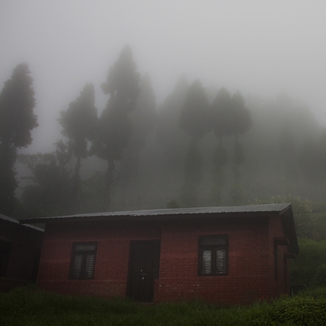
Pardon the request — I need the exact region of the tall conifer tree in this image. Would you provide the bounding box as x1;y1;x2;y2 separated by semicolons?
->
210;88;232;204
0;63;38;215
91;46;140;210
179;80;209;206
59;83;97;210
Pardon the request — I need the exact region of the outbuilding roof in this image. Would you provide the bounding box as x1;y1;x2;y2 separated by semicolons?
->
20;203;291;224
19;204;298;254
0;214;43;232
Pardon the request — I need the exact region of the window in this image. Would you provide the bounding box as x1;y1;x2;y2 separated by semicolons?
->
0;240;12;277
70;242;97;280
198;235;228;276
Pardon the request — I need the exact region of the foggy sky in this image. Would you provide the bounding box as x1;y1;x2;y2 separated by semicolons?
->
1;0;326;152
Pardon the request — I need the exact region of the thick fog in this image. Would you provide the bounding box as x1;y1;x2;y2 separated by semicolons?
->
1;0;326;152
2;0;326;218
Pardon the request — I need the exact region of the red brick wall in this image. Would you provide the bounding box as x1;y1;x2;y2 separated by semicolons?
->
38;220;161;297
38;214;290;304
156;217;271;304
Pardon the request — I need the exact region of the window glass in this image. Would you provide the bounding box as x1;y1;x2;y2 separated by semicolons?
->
73;255;83;278
86;254;95;278
216;249;226;274
202;249;212;274
70;242;97;280
199;235;228;276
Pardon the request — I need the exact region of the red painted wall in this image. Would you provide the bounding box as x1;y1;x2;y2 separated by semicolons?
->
268;215;291;297
37;214;291;305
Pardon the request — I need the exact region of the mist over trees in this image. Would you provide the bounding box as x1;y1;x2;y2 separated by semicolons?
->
117;73;157;209
1;47;326;222
210;88;232;204
19;141;71;217
90;45;141;211
179;80;209;206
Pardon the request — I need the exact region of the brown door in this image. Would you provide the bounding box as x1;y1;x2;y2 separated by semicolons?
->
127;241;160;302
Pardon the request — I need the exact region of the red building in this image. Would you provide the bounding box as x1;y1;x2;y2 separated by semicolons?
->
0;214;43;291
21;204;298;305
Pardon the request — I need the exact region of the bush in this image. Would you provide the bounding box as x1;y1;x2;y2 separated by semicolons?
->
268;296;326;325
1;287;326;325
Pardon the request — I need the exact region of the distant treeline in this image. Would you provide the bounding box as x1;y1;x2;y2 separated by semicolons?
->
1;46;326;220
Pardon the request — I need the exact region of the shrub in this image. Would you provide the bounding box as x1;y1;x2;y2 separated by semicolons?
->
268;296;326;325
1;287;326;325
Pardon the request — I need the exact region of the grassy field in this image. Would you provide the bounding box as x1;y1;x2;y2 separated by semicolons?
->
1;286;326;326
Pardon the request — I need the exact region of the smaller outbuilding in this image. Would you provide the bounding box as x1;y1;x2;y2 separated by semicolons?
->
0;214;43;292
21;203;298;305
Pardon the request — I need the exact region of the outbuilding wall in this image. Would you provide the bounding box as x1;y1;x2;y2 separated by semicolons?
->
0;217;43;291
37;213;291;305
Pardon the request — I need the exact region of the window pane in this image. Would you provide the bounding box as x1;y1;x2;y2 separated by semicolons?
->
202;250;212;274
216;249;226;274
75;244;96;251
86;254;95;278
74;255;83;278
200;237;227;246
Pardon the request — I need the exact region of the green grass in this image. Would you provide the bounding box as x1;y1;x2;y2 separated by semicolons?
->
1;286;326;326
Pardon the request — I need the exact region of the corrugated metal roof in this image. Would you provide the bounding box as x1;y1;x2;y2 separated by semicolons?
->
20;203;291;223
0;214;43;232
0;214;19;224
19;203;298;254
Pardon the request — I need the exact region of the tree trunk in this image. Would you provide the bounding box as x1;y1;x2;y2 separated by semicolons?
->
70;155;82;212
101;157;114;211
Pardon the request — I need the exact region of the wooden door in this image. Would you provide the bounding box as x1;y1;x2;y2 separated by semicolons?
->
127;241;160;302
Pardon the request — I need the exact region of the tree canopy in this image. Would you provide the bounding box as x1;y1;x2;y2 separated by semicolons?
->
91;46;141;209
0;63;38;148
59;83;97;159
101;45;140;111
59;83;97;210
230;91;252;138
179;80;209;140
211;87;233;141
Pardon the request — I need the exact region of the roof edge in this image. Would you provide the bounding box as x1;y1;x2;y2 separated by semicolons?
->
20;203;292;224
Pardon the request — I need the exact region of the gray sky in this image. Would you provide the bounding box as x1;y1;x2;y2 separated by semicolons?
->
1;0;326;152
